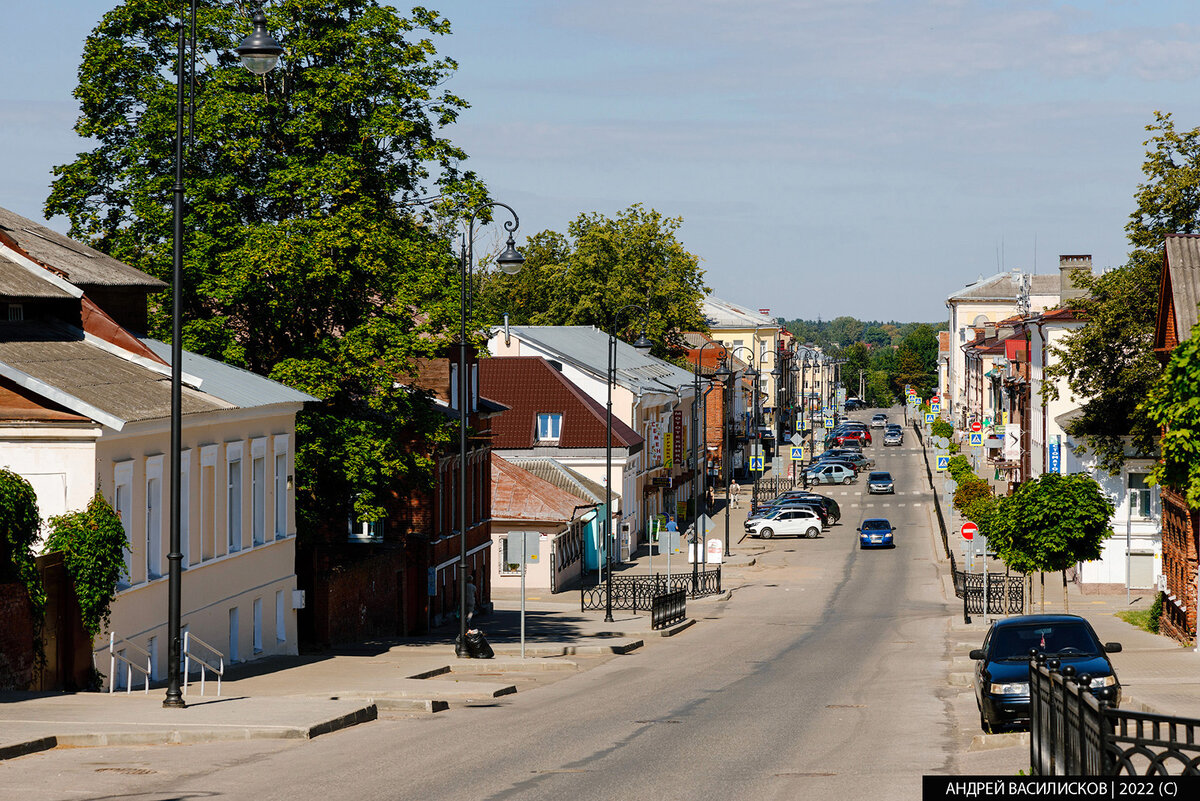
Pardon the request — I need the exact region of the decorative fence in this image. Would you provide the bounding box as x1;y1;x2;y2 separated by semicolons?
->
950;551;1025;622
756;476;797;500
651;590;687;630
580;569;722;614
1030;654;1200;775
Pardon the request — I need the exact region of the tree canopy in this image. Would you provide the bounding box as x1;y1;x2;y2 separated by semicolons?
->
45;1;486;528
988;473;1113;575
477;204;709;354
1140;321;1200;505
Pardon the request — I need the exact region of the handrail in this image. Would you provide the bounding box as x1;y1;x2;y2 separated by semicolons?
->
183;631;224;697
108;632;151;694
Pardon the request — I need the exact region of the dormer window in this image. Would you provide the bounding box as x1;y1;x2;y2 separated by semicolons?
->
6;303;23;322
536;413;562;443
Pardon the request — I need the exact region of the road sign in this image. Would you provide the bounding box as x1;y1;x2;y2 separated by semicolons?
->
983;416;992;428
790;446;805;461
931;395;940;404
934;436;949;449
930;401;940;413
790;433;802;447
961;522;978;541
750;456;764;472
925;413;935;425
824;416;834;428
971;421;982;433
936;455;949;471
969;432;983;447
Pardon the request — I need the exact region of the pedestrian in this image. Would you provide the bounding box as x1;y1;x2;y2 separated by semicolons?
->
730;480;741;509
666;515;678;536
464;572;477;631
705;486;714;512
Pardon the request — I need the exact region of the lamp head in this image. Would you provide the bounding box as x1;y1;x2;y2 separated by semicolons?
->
632;332;653;351
236;10;284;75
495;233;525;275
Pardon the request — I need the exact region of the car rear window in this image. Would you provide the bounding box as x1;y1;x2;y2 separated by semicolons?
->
861;519;891;530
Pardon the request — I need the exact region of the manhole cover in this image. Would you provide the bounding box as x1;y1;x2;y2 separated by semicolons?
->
96;768;157;775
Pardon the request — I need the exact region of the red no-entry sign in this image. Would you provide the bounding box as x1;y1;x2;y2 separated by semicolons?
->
961;522;978;540
971;421;982;433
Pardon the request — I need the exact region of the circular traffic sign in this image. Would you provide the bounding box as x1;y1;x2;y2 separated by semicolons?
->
971;421;982;433
961;522;978;541
931;395;940;404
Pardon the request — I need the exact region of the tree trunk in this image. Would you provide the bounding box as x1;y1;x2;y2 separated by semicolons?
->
1062;570;1069;614
1039;572;1045;612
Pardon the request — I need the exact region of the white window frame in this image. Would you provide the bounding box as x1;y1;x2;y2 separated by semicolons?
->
114;461;134;586
273;435;290;539
251;438;267;546
145;455;163;580
200;445;218;560
275;589;286;645
226;442;244;553
1127;472;1154;521
536;413;562;442
180;449;191;569
499;535;520;575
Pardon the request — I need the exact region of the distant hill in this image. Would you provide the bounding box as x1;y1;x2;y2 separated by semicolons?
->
779;316;947;351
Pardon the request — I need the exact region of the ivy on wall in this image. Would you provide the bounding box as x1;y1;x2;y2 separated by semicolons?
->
43;494;129;640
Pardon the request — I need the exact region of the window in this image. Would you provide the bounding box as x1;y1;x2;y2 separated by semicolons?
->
180;450;191;569
227;443;243;552
499;535;520;574
275;590;286;645
145;456;163;579
1128;473;1152;520
252;439;266;546
7;303;23;321
228;607;240;663
536;413;562;442
253;598;263;654
201;445;217;560
114;461;133;586
274;435;289;540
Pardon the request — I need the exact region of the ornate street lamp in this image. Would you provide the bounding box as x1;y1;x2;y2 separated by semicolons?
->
603;308;652;623
690;340;726;592
455;204;524;657
723;346;757;556
165;6;283;710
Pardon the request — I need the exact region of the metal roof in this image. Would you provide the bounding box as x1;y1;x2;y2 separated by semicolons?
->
947;272;1060;303
499;326;696;396
142;339;317;408
500;456;606;505
1164;235;1200;340
702;296;776;329
0;206;166;290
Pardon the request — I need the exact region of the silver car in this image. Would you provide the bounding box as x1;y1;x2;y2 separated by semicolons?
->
805;463;856;485
867;471;895;494
883;428;903;446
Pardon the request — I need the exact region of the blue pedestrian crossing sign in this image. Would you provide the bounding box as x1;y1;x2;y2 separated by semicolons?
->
936;455;949;471
931;401;941;413
925;413;935;425
969;432;983;447
750;456;764;472
790;446;805;461
823;416;835;428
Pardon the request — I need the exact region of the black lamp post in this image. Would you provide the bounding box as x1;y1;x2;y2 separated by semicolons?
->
690;340;725;591
711;357;734;558
165;7;283;710
603;308;652;623
722;346;756;554
454;204;525;657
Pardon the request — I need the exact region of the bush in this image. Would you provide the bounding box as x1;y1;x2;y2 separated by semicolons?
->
947;455;973;482
43;493;129;640
931;419;954;439
1148;591;1164;633
954;477;993;513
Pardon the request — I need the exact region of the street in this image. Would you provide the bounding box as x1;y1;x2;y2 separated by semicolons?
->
1;412;964;801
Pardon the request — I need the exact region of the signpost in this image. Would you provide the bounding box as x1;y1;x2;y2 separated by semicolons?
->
790;446;805;462
969;431;983;447
961;522;977;540
936;455;949;471
971;421;982;433
750;455;764;473
513;531;541;660
925;413;936;425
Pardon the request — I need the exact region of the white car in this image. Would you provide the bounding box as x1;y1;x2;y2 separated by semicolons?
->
745;507;822;539
871;413;888;428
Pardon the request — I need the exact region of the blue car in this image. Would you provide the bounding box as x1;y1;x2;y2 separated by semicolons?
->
970;615;1122;733
857;518;894;548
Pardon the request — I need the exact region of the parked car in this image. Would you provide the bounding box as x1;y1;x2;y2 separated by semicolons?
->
844;398;865;411
857;518;895;548
970;615;1122;733
883;428;904;446
774;491;841;522
870;413;888;428
829;429;871;447
748;498;830;528
867;471;894;494
745;506;822;539
805;463;856;485
818;451;874;471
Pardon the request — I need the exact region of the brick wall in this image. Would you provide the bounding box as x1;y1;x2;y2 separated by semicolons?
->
0;583;34;690
1159;487;1198;644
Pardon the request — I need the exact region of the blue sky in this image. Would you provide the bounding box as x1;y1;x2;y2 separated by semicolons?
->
4;1;1199;321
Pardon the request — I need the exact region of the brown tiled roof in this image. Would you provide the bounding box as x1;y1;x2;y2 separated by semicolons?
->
479;357;642;450
491;455;591;522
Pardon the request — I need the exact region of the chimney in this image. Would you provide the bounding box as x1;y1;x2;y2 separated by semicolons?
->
1059;255;1092;303
983;322;996;340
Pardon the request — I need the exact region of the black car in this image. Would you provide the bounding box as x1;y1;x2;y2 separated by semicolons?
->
844;398;865;411
970;615;1122;733
774;491;841;522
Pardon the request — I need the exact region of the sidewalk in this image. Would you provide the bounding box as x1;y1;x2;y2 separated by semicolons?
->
0;506;760;762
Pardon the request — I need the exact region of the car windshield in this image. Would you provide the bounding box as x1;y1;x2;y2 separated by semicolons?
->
861;519;891;530
869;472;891;481
987;623;1104;661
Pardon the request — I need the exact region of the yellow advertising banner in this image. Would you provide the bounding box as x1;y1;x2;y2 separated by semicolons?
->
664;432;673;468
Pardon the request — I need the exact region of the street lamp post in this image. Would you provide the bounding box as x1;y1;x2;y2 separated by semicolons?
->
165;7;283;710
723;346;757;553
454;204;526;657
690;341;726;592
603;308;652;623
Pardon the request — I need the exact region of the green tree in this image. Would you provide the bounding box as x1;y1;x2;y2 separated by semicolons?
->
989;473;1113;612
1045;111;1200;474
953;476;992;514
45;1;484;529
930;418;954;440
1140;321;1200;504
43;494;130;641
478;204;709;354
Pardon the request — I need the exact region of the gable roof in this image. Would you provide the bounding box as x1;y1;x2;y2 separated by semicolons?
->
141;339;316;408
495;326;695;395
491;455;594;523
0;206;165;290
702;296;776;329
1157;234;1200;355
0;250;78;299
479;356;642;450
500;456;606;504
948;271;1059;303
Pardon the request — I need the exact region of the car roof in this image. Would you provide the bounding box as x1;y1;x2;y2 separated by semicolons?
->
868;471;891;478
862;517;892;525
991;614;1087;628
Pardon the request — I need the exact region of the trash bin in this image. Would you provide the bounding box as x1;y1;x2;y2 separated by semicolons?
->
458;629;494;659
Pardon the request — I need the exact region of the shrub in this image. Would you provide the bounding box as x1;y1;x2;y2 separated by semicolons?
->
931;419;954;439
1148;591;1164;633
43;493;129;640
954;476;993;513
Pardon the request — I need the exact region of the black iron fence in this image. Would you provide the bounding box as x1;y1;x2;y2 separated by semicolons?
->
756;475;797;499
651;590;686;630
580;569;722;613
1031;654;1200;775
961;572;1025;622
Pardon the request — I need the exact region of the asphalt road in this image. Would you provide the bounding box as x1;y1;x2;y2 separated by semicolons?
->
2;409;963;801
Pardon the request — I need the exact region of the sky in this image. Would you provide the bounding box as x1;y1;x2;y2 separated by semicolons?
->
3;0;1199;323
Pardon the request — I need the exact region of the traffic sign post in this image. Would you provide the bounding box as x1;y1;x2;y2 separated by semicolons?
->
961;522;978;540
790;446;804;462
925;413;935;425
936;455;949;471
971;421;982;433
969;432;983;447
750;456;764;473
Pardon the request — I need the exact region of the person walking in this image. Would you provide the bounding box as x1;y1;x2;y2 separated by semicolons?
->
705;486;714;513
464;573;478;631
730;480;741;509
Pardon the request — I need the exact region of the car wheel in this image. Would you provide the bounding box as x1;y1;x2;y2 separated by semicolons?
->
842;477;852;485
760;527;773;539
980;710;993;735
807;528;819;539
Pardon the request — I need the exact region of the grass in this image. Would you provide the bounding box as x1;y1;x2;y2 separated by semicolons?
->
1115;608;1155;633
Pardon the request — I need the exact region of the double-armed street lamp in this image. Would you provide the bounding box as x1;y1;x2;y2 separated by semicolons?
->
690;340;727;591
454;205;526;657
721;346;757;552
603;307;652;623
165;7;284;710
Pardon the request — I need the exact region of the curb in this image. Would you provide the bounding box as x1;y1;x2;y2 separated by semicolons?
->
0;736;57;761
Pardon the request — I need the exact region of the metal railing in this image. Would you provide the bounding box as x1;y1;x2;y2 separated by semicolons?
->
581;569;722;613
183;631;224;697
1030;654;1200;775
108;632;151;694
651;590;686;630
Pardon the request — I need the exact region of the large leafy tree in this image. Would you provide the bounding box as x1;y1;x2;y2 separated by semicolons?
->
46;0;484;529
477;205;709;354
1140;323;1200;505
1045;111;1200;473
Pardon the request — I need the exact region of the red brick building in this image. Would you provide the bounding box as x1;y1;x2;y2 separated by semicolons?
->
1151;235;1200;643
